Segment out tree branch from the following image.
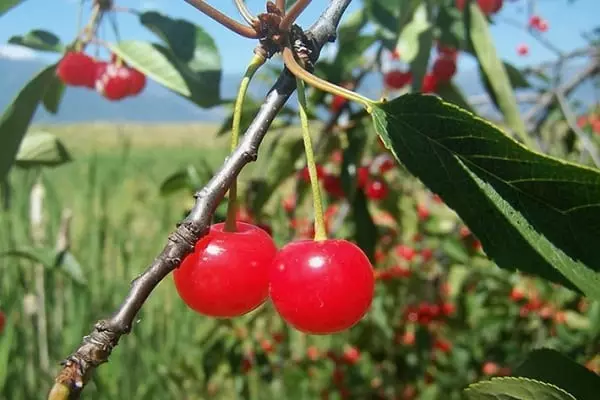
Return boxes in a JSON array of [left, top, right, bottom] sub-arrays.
[[48, 1, 351, 398]]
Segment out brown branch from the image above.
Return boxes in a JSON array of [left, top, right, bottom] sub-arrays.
[[276, 0, 286, 15], [280, 0, 311, 33], [48, 0, 352, 398], [184, 0, 259, 38]]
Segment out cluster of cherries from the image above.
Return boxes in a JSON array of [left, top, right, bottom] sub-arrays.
[[577, 113, 600, 135], [56, 51, 147, 101], [455, 0, 503, 15], [173, 221, 374, 335]]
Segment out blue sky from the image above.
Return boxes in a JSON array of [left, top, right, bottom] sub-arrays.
[[0, 0, 598, 74]]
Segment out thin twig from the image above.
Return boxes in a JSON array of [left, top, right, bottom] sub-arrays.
[[48, 1, 352, 398], [276, 0, 286, 15], [184, 0, 259, 38]]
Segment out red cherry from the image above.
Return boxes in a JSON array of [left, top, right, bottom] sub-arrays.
[[456, 0, 502, 15], [298, 165, 325, 183], [342, 346, 361, 365], [577, 115, 588, 128], [417, 203, 430, 220], [96, 64, 132, 101], [307, 345, 320, 361], [56, 52, 96, 87], [260, 339, 274, 353], [434, 338, 452, 353], [422, 73, 438, 93], [591, 118, 600, 134], [400, 331, 415, 346], [482, 362, 499, 375], [432, 57, 457, 82], [269, 239, 374, 334], [0, 311, 5, 333], [441, 302, 456, 316], [331, 95, 347, 113], [384, 70, 412, 89], [365, 178, 389, 200], [437, 43, 458, 60], [323, 174, 345, 198], [517, 43, 529, 56], [395, 245, 416, 262], [390, 49, 401, 60], [283, 196, 296, 213], [128, 68, 146, 96], [357, 167, 370, 188], [378, 156, 396, 173], [390, 265, 411, 278], [420, 248, 433, 262], [510, 287, 525, 302], [173, 222, 276, 318]]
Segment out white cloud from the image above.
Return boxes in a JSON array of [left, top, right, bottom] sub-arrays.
[[0, 44, 38, 61], [140, 0, 161, 11]]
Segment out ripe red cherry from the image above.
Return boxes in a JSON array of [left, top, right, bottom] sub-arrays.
[[396, 245, 416, 262], [96, 64, 132, 101], [0, 311, 5, 333], [298, 165, 325, 183], [128, 68, 147, 95], [422, 73, 438, 93], [357, 166, 370, 188], [437, 43, 458, 60], [331, 95, 347, 113], [517, 43, 529, 56], [174, 222, 276, 318], [269, 239, 374, 334], [482, 361, 499, 375], [456, 0, 502, 15], [365, 178, 389, 200], [342, 345, 361, 365], [432, 57, 457, 82], [384, 70, 412, 89], [323, 174, 345, 198], [56, 52, 96, 87]]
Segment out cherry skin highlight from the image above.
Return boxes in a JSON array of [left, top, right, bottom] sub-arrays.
[[173, 222, 277, 318], [269, 239, 374, 334]]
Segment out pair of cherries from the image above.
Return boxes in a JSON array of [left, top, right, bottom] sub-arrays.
[[173, 222, 374, 335]]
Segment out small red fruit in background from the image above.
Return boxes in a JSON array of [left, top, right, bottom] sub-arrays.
[[432, 57, 457, 82], [57, 52, 96, 87], [331, 95, 347, 113], [395, 245, 416, 262], [365, 178, 389, 200], [510, 287, 525, 302], [417, 203, 430, 220], [378, 156, 396, 173], [420, 248, 433, 262], [482, 361, 499, 375], [0, 311, 5, 333], [173, 222, 276, 318], [456, 0, 503, 15], [323, 174, 345, 198], [307, 346, 320, 361], [357, 166, 370, 188], [437, 43, 458, 60], [269, 239, 374, 334], [298, 165, 325, 183], [260, 339, 274, 353], [434, 338, 452, 353], [384, 70, 412, 89], [390, 49, 401, 60], [441, 302, 456, 316], [342, 345, 361, 365], [517, 43, 529, 56], [421, 73, 438, 93]]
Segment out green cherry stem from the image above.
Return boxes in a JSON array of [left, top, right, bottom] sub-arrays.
[[224, 53, 266, 232], [282, 47, 376, 113], [296, 77, 327, 242]]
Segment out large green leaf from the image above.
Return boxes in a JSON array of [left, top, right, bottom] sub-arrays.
[[0, 64, 56, 181], [8, 29, 63, 52], [138, 11, 221, 107], [465, 377, 575, 400], [0, 0, 25, 16], [371, 94, 600, 299], [0, 247, 86, 284], [514, 349, 600, 400], [15, 131, 71, 168], [42, 75, 65, 114], [465, 3, 530, 146]]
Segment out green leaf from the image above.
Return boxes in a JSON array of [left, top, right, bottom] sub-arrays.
[[42, 75, 65, 114], [0, 247, 86, 284], [514, 349, 600, 400], [0, 0, 25, 16], [8, 29, 63, 52], [435, 81, 474, 112], [341, 120, 369, 199], [349, 190, 378, 261], [138, 11, 221, 107], [159, 164, 209, 196], [366, 0, 400, 35], [0, 310, 15, 391], [371, 94, 600, 299], [0, 64, 56, 182], [15, 131, 71, 168], [396, 3, 431, 63], [465, 4, 530, 146], [465, 377, 575, 400]]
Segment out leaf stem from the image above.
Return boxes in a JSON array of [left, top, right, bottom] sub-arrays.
[[296, 77, 327, 241], [224, 54, 266, 232], [279, 0, 311, 32], [282, 47, 375, 112], [184, 0, 259, 38]]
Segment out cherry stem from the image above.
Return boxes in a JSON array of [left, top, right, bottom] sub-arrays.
[[224, 54, 266, 232], [282, 47, 375, 112], [184, 0, 259, 39], [279, 0, 311, 32], [234, 0, 257, 26], [296, 76, 327, 242], [276, 0, 286, 15], [77, 3, 101, 50]]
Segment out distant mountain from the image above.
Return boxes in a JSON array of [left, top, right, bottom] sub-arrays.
[[0, 58, 596, 124]]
